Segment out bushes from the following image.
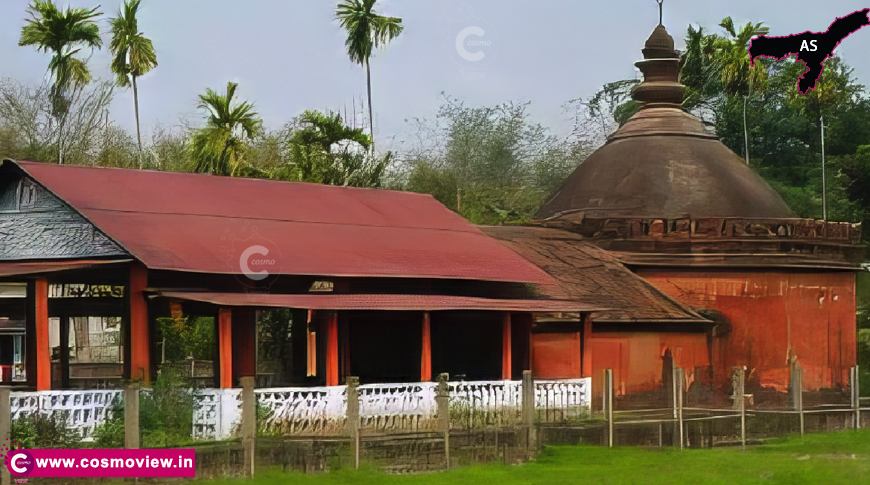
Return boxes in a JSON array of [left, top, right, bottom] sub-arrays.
[[12, 412, 81, 449], [92, 367, 199, 448]]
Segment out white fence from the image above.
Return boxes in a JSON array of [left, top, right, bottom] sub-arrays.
[[8, 377, 592, 442], [10, 389, 122, 441]]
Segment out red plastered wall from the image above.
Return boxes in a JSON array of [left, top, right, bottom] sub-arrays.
[[639, 270, 857, 391]]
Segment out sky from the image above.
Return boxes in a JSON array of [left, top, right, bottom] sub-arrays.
[[1, 0, 868, 150]]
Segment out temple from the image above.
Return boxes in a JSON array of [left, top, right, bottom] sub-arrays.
[[506, 21, 864, 398], [0, 19, 863, 403]]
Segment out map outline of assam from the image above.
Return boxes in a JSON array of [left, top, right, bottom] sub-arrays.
[[748, 8, 869, 95]]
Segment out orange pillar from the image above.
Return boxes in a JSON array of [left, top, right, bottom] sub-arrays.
[[26, 279, 50, 391], [502, 312, 512, 380], [218, 308, 233, 388], [421, 312, 432, 381], [231, 307, 257, 382], [129, 264, 150, 383], [326, 312, 339, 386], [582, 316, 594, 378]]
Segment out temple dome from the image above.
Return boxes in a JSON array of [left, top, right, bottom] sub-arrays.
[[535, 25, 795, 221]]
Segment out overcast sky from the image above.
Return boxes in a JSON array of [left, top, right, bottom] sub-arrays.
[[1, 0, 868, 149]]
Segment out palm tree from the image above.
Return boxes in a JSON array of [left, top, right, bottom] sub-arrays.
[[109, 0, 158, 165], [335, 0, 403, 153], [190, 82, 262, 176], [715, 18, 769, 165], [19, 0, 102, 164]]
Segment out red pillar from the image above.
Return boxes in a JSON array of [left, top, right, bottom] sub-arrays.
[[232, 307, 257, 383], [502, 312, 512, 380], [129, 264, 150, 383], [26, 279, 50, 391], [326, 312, 339, 386], [218, 308, 233, 388], [421, 312, 432, 381], [582, 315, 594, 378]]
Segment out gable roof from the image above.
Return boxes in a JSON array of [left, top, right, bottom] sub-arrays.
[[480, 225, 710, 323], [3, 160, 551, 284]]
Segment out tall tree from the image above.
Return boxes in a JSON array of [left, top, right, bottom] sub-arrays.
[[273, 109, 389, 187], [714, 18, 769, 165], [18, 0, 102, 164], [335, 0, 403, 153], [190, 82, 262, 176], [108, 0, 158, 165]]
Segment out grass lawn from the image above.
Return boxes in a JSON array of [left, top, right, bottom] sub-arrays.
[[201, 430, 870, 484]]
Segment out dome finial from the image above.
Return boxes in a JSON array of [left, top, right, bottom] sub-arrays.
[[656, 0, 663, 26]]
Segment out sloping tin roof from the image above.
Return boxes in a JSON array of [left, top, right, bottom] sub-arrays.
[[481, 225, 709, 323], [6, 160, 552, 284], [160, 291, 604, 312]]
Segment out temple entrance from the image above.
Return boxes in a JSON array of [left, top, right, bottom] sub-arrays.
[[348, 311, 422, 384], [431, 311, 502, 381]]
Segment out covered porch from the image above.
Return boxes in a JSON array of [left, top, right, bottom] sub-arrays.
[[0, 261, 597, 390]]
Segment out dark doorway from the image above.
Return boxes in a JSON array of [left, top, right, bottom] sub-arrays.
[[431, 311, 501, 381], [348, 311, 422, 384]]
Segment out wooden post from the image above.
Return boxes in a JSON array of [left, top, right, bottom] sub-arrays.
[[241, 376, 256, 477], [605, 368, 614, 447], [421, 312, 431, 382], [232, 308, 257, 384], [502, 313, 512, 380], [736, 367, 746, 450], [0, 386, 10, 485], [346, 376, 360, 469], [59, 316, 70, 389], [436, 373, 450, 470], [128, 264, 150, 383], [326, 313, 339, 386], [581, 317, 593, 378], [851, 366, 861, 430], [124, 383, 140, 449], [26, 279, 50, 391], [522, 370, 536, 453], [793, 363, 804, 436], [218, 309, 233, 389], [676, 367, 684, 450]]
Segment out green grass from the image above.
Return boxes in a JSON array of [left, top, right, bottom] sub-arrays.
[[201, 430, 870, 484]]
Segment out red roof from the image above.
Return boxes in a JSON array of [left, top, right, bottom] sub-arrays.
[[160, 292, 603, 312], [10, 161, 551, 284]]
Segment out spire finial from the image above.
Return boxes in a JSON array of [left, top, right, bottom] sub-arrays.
[[656, 0, 663, 25]]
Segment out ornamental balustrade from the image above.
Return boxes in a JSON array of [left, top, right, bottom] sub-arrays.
[[6, 377, 592, 443], [10, 389, 122, 441]]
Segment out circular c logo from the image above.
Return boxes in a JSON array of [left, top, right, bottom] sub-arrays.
[[8, 450, 34, 477], [240, 245, 270, 281], [456, 26, 486, 61]]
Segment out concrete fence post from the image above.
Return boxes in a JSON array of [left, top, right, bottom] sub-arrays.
[[851, 366, 861, 430], [604, 369, 614, 448], [734, 367, 746, 450], [676, 368, 684, 450], [522, 370, 536, 453], [0, 387, 10, 485], [124, 383, 140, 449], [436, 373, 450, 470], [792, 364, 804, 436], [240, 376, 256, 477], [345, 376, 360, 469]]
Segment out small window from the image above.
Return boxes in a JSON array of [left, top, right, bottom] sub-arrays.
[[18, 180, 37, 208]]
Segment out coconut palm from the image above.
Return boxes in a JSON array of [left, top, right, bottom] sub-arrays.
[[190, 82, 262, 176], [18, 0, 102, 163], [715, 18, 769, 165], [335, 0, 403, 153], [109, 0, 158, 165]]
